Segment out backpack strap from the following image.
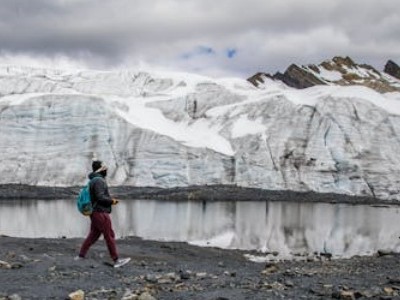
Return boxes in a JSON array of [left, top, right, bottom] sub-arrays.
[[89, 176, 102, 207]]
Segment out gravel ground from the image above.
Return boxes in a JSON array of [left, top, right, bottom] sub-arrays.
[[1, 236, 400, 299]]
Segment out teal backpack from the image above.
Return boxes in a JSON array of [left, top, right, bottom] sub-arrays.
[[77, 178, 99, 216]]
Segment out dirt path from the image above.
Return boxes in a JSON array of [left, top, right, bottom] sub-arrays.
[[1, 236, 400, 299]]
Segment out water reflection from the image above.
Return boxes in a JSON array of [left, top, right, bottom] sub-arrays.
[[1, 199, 400, 258]]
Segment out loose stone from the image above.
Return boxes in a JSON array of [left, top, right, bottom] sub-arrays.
[[0, 260, 11, 269], [68, 289, 85, 300], [138, 292, 157, 300]]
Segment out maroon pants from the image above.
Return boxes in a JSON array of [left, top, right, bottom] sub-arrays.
[[79, 212, 118, 261]]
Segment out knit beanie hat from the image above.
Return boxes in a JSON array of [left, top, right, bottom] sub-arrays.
[[92, 160, 107, 173]]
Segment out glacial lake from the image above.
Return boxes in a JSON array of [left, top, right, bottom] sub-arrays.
[[1, 199, 400, 260]]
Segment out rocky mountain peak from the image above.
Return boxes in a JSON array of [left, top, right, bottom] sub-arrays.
[[320, 56, 362, 74], [331, 56, 356, 67], [385, 60, 400, 80], [248, 56, 400, 93]]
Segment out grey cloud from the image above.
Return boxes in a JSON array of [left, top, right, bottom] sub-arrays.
[[0, 0, 399, 76]]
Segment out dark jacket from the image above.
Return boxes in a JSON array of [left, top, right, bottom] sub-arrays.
[[88, 172, 113, 213]]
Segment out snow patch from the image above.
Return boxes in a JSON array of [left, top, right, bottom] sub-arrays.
[[317, 67, 343, 81], [111, 96, 235, 156], [231, 115, 266, 138], [189, 231, 235, 249]]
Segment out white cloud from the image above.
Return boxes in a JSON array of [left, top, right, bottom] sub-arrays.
[[0, 52, 89, 70]]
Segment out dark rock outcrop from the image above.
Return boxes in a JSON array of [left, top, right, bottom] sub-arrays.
[[385, 60, 400, 79], [247, 72, 273, 87], [246, 64, 326, 89], [273, 64, 326, 89]]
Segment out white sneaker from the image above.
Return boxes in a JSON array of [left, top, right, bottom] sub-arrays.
[[114, 257, 131, 268], [74, 255, 84, 261]]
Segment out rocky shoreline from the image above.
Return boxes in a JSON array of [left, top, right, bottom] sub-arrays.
[[0, 184, 397, 205], [2, 185, 400, 299], [1, 236, 400, 299]]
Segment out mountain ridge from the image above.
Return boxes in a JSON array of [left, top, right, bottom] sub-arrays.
[[248, 56, 400, 93]]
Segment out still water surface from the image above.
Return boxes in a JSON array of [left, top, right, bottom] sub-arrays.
[[1, 199, 400, 259]]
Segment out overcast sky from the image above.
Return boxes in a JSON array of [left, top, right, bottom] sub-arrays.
[[0, 0, 399, 78]]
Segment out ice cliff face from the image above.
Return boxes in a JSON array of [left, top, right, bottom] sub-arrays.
[[1, 63, 400, 200]]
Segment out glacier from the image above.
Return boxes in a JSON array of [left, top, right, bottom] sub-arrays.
[[1, 65, 400, 201]]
